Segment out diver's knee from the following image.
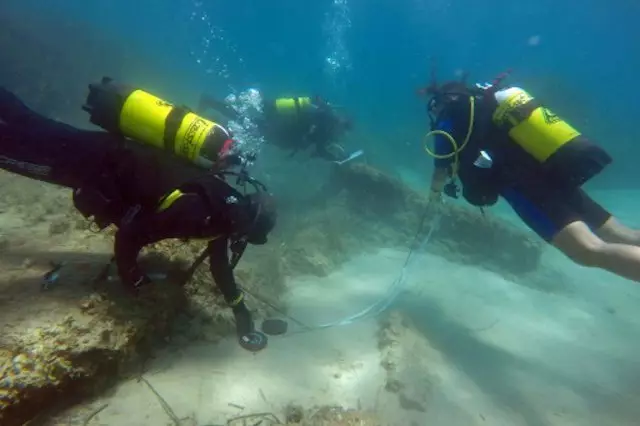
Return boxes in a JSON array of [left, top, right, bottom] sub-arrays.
[[562, 240, 606, 267]]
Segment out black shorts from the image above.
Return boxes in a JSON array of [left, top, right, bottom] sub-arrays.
[[501, 187, 611, 242]]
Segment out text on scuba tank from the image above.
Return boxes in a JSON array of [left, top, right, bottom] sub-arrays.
[[0, 156, 52, 176], [494, 91, 533, 125], [541, 108, 560, 125], [182, 118, 207, 158], [155, 100, 173, 108]]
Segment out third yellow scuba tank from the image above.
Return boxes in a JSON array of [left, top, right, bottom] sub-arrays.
[[491, 87, 611, 188], [83, 77, 233, 169]]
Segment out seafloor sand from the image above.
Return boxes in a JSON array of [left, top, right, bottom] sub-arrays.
[[50, 213, 640, 425]]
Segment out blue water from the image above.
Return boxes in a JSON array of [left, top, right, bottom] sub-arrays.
[[5, 0, 640, 187]]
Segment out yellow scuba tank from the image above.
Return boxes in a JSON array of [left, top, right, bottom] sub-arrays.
[[83, 77, 233, 169], [492, 87, 580, 162], [491, 87, 611, 187], [274, 97, 312, 117]]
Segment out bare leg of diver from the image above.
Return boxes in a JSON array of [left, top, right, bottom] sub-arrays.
[[553, 220, 640, 283], [595, 216, 640, 246]]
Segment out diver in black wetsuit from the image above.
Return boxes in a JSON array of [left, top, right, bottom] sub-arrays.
[[199, 93, 353, 162], [0, 87, 277, 351]]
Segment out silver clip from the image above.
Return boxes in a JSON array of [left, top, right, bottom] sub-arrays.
[[473, 150, 493, 169]]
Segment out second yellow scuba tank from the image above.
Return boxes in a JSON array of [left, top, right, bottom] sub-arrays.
[[83, 77, 233, 169], [491, 86, 611, 187]]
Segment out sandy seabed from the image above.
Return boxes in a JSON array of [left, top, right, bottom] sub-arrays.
[[49, 232, 640, 425]]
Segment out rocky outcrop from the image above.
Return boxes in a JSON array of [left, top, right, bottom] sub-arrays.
[[0, 285, 186, 424], [304, 163, 543, 277]]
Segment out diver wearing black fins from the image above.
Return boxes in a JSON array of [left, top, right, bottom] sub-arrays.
[[419, 64, 640, 284], [198, 92, 356, 163], [0, 81, 277, 352]]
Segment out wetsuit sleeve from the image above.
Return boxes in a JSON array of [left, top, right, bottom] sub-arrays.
[[114, 194, 216, 285], [433, 118, 456, 170], [207, 236, 242, 304]]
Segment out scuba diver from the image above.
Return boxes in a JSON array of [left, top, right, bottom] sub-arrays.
[[198, 93, 357, 163], [0, 81, 277, 352], [420, 66, 640, 284]]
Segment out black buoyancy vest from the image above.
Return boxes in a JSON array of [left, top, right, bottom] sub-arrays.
[[442, 99, 504, 207], [178, 174, 254, 238]]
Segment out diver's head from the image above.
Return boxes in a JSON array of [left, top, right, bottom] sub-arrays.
[[243, 191, 277, 245], [225, 189, 276, 270], [427, 81, 471, 118]]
